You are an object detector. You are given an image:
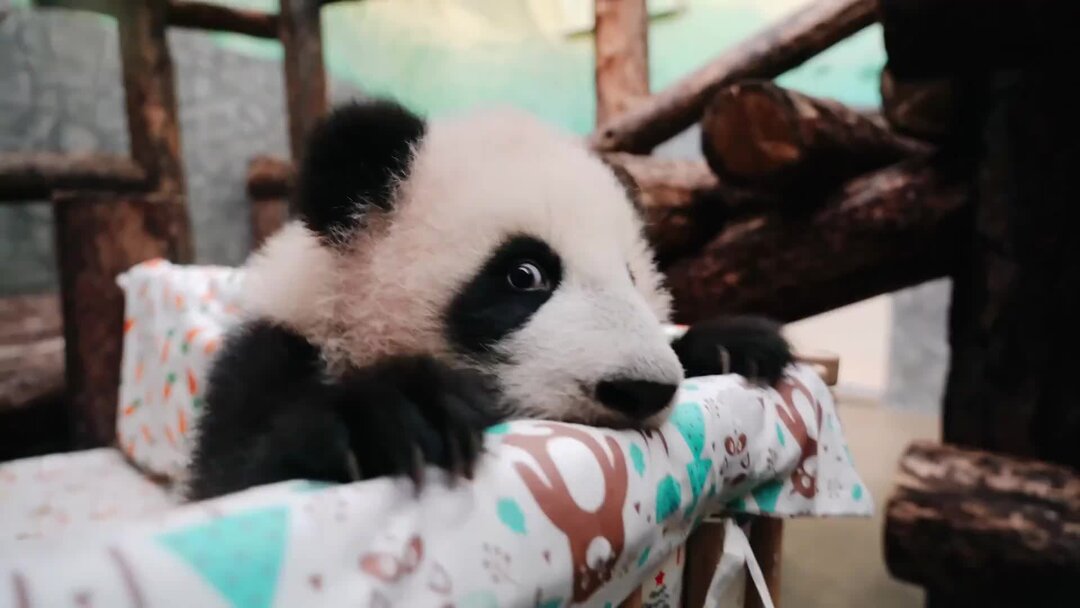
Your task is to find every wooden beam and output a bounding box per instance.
[884,441,1080,604]
[665,160,969,324]
[279,0,328,168]
[0,294,63,413]
[701,80,929,199]
[116,0,194,262]
[593,0,649,125]
[166,0,279,39]
[0,152,146,202]
[53,192,191,448]
[588,0,877,154]
[246,156,291,248]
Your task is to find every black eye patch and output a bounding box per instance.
[445,235,563,358]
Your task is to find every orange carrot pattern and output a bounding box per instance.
[187,368,198,396]
[141,424,154,445]
[165,426,177,447]
[123,318,135,334]
[178,409,188,436]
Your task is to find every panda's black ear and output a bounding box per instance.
[296,99,426,243]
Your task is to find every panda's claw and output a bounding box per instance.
[336,355,500,486]
[673,315,793,386]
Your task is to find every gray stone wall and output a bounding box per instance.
[0,7,357,294]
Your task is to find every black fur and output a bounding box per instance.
[445,235,563,359]
[296,100,426,243]
[187,321,503,500]
[673,316,794,385]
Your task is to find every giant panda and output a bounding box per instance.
[187,100,791,500]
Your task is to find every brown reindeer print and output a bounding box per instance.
[503,424,629,603]
[773,377,823,499]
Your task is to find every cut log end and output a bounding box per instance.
[703,83,804,182]
[701,81,931,201]
[884,441,1080,600]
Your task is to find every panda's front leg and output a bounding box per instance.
[333,355,505,484]
[671,315,794,385]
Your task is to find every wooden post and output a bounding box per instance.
[593,0,649,126]
[588,0,877,153]
[115,0,193,262]
[53,193,190,447]
[744,519,783,608]
[682,519,729,607]
[279,0,327,170]
[166,0,280,38]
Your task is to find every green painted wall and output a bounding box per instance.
[211,0,885,134]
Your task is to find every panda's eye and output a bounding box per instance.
[507,261,550,291]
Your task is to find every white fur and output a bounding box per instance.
[245,107,683,424]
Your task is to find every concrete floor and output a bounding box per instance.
[779,399,939,607]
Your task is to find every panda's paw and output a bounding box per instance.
[336,355,502,486]
[672,315,793,386]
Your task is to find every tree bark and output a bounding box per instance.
[884,440,1080,605]
[0,152,146,202]
[942,72,1080,469]
[665,160,969,324]
[879,68,957,142]
[166,0,279,39]
[116,0,193,262]
[53,192,190,448]
[603,153,732,263]
[279,0,327,170]
[701,80,929,200]
[593,0,649,126]
[588,0,877,153]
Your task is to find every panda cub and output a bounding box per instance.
[187,100,792,500]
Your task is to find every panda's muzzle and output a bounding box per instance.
[595,377,678,419]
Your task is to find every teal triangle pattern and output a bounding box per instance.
[158,506,290,608]
[750,480,784,514]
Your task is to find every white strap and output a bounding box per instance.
[703,519,776,608]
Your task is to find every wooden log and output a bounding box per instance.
[116,0,193,262]
[603,153,735,263]
[0,294,63,413]
[588,0,877,153]
[279,0,328,168]
[166,0,279,39]
[53,192,191,447]
[879,68,957,142]
[701,81,929,199]
[884,441,1080,604]
[593,0,649,125]
[246,154,293,200]
[0,152,147,202]
[943,71,1080,469]
[665,160,969,324]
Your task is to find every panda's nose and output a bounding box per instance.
[596,378,678,419]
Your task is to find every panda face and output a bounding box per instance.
[244,101,684,427]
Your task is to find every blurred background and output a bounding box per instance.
[0,1,963,605]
